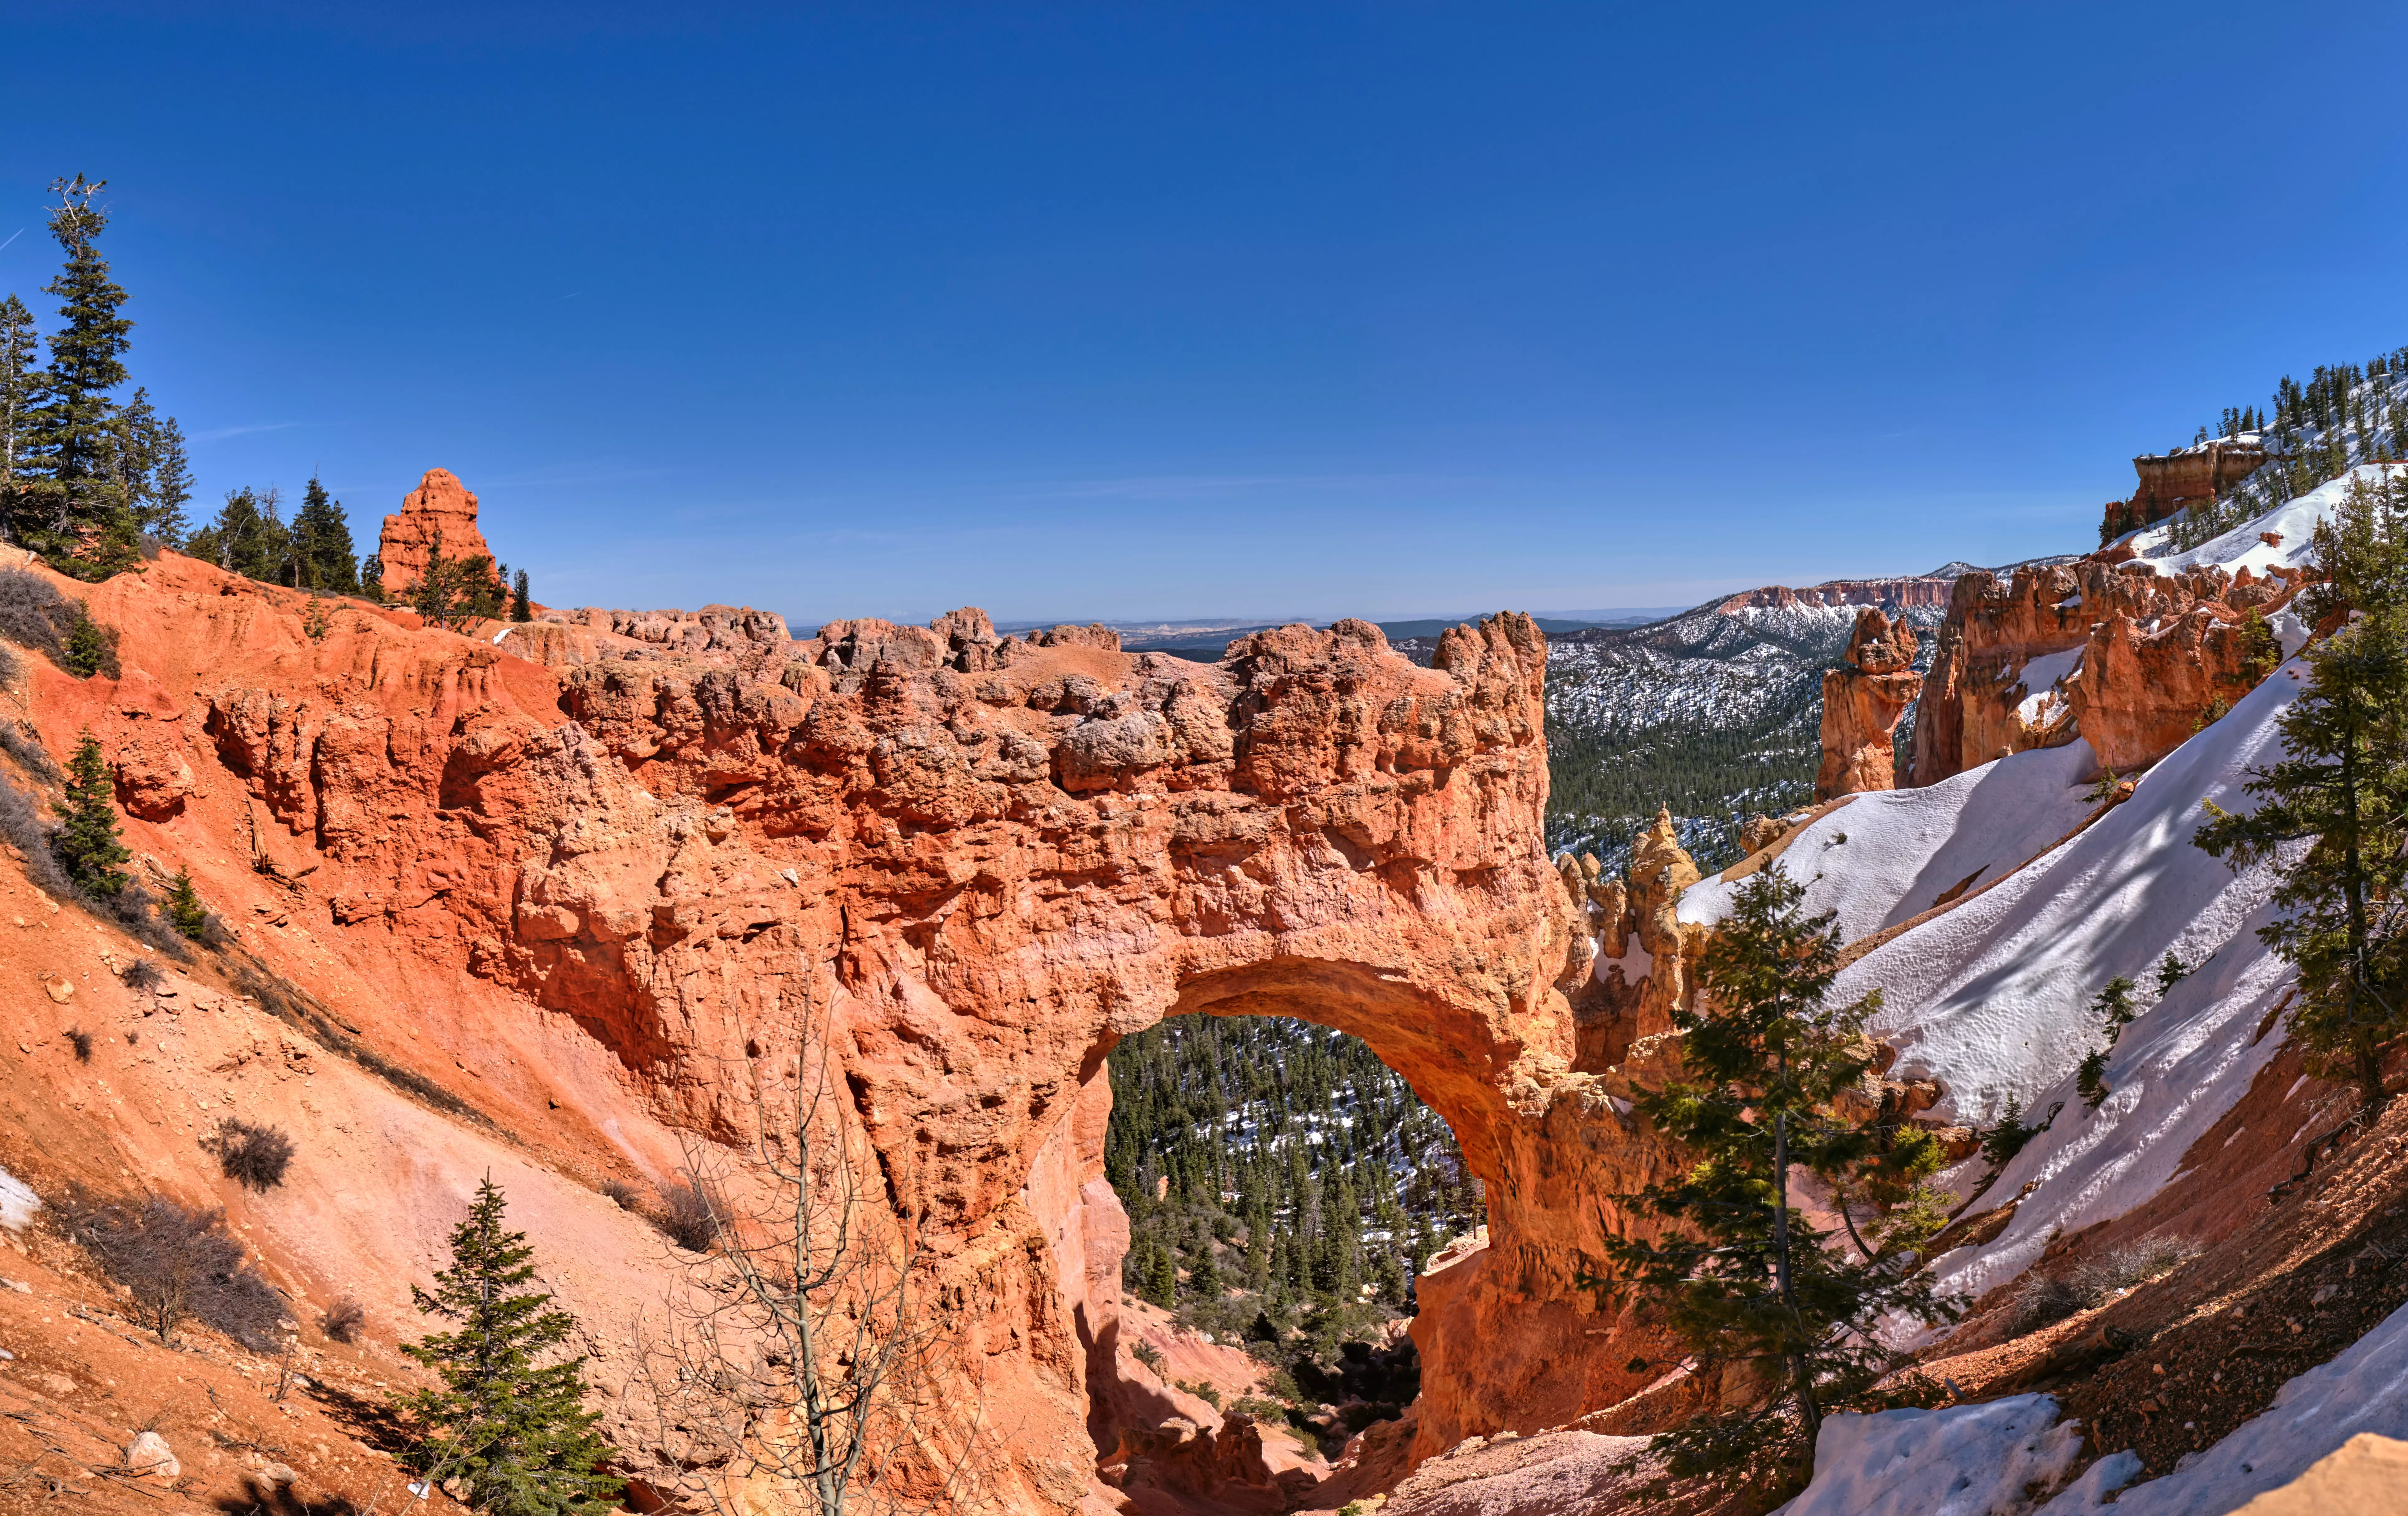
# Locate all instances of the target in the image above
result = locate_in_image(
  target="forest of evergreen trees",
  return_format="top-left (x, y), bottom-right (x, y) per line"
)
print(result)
top-left (1103, 1016), bottom-right (1484, 1405)
top-left (0, 175), bottom-right (528, 626)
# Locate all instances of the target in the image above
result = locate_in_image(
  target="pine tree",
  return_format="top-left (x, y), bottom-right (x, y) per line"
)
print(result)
top-left (1142, 1241), bottom-right (1177, 1309)
top-left (1595, 870), bottom-right (1954, 1502)
top-left (53, 729), bottom-right (130, 897)
top-left (291, 476), bottom-right (359, 593)
top-left (112, 388), bottom-right (192, 547)
top-left (188, 487), bottom-right (291, 584)
top-left (511, 568), bottom-right (532, 622)
top-left (0, 295), bottom-right (37, 536)
top-left (165, 866), bottom-right (208, 940)
top-left (396, 1176), bottom-right (621, 1516)
top-left (62, 601), bottom-right (114, 677)
top-left (18, 177), bottom-right (137, 568)
top-left (2197, 479), bottom-right (2408, 1112)
top-left (2155, 952), bottom-right (2188, 996)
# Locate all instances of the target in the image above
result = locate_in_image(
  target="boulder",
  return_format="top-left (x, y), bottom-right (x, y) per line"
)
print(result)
top-left (124, 1431), bottom-right (178, 1480)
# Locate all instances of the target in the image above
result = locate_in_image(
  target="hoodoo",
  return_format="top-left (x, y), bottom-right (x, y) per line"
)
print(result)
top-left (376, 467), bottom-right (500, 594)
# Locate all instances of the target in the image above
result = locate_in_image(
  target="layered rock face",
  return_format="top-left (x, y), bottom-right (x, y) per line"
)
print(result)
top-left (45, 555), bottom-right (1700, 1510)
top-left (1716, 574), bottom-right (1956, 613)
top-left (377, 467), bottom-right (502, 593)
top-left (1908, 557), bottom-right (2302, 786)
top-left (2103, 438), bottom-right (2269, 538)
top-left (1815, 608), bottom-right (1922, 800)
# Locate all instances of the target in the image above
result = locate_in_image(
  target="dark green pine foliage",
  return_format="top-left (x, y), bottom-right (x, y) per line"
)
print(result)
top-left (1105, 1015), bottom-right (1481, 1389)
top-left (62, 601), bottom-right (115, 678)
top-left (2197, 472), bottom-right (2408, 1112)
top-left (17, 177), bottom-right (139, 571)
top-left (2077, 976), bottom-right (2137, 1112)
top-left (187, 487), bottom-right (292, 584)
top-left (165, 866), bottom-right (208, 941)
top-left (53, 729), bottom-right (131, 897)
top-left (397, 1176), bottom-right (621, 1516)
top-left (1596, 870), bottom-right (1953, 1505)
top-left (0, 295), bottom-right (37, 524)
top-left (511, 569), bottom-right (532, 622)
top-left (110, 388), bottom-right (192, 547)
top-left (291, 476), bottom-right (360, 593)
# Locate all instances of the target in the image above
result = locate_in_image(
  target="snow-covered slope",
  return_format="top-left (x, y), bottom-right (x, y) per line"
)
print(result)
top-left (1677, 739), bottom-right (2100, 944)
top-left (1833, 661), bottom-right (2304, 1311)
top-left (2134, 461), bottom-right (2401, 579)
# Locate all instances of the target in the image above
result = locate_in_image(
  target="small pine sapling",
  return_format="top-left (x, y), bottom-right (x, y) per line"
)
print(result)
top-left (53, 729), bottom-right (130, 896)
top-left (510, 569), bottom-right (532, 623)
top-left (303, 594), bottom-right (331, 642)
top-left (165, 867), bottom-right (208, 940)
top-left (2156, 951), bottom-right (2189, 996)
top-left (2079, 976), bottom-right (2138, 1112)
top-left (1979, 1095), bottom-right (2035, 1165)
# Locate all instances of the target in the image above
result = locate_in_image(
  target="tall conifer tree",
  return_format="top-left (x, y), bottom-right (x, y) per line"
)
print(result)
top-left (21, 177), bottom-right (136, 564)
top-left (1596, 870), bottom-right (1953, 1503)
top-left (291, 475), bottom-right (360, 593)
top-left (0, 295), bottom-right (36, 535)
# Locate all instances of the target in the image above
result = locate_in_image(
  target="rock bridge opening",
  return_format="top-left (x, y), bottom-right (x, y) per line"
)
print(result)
top-left (1101, 1001), bottom-right (1485, 1452)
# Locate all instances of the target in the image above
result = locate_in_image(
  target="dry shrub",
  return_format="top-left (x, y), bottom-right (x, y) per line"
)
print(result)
top-left (0, 570), bottom-right (74, 661)
top-left (54, 1191), bottom-right (290, 1348)
top-left (121, 957), bottom-right (164, 991)
top-left (0, 719), bottom-right (59, 783)
top-left (320, 1295), bottom-right (367, 1344)
top-left (2008, 1235), bottom-right (2203, 1335)
top-left (64, 1027), bottom-right (92, 1062)
top-left (659, 1176), bottom-right (722, 1252)
top-left (202, 1117), bottom-right (297, 1191)
top-left (599, 1179), bottom-right (641, 1211)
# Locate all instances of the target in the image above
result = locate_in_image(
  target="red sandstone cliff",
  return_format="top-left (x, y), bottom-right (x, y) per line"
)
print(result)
top-left (1716, 573), bottom-right (1957, 613)
top-left (2101, 437), bottom-right (2269, 539)
top-left (1907, 557), bottom-right (2302, 786)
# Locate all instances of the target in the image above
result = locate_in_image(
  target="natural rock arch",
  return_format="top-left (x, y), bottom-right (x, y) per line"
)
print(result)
top-left (54, 555), bottom-right (1694, 1510)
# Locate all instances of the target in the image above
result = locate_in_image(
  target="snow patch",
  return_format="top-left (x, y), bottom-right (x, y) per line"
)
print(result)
top-left (2134, 463), bottom-right (2401, 580)
top-left (0, 1165), bottom-right (36, 1230)
top-left (1771, 1394), bottom-right (2085, 1516)
top-left (2038, 1293), bottom-right (2408, 1511)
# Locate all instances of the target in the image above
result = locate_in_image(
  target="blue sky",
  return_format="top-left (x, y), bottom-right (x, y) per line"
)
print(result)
top-left (6, 2), bottom-right (2408, 628)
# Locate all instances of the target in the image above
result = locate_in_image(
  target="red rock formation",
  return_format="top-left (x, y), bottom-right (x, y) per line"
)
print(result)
top-left (1717, 574), bottom-right (1957, 613)
top-left (377, 467), bottom-right (502, 594)
top-left (2101, 438), bottom-right (2269, 539)
top-left (1816, 608), bottom-right (1922, 801)
top-left (8, 554), bottom-right (1715, 1513)
top-left (1909, 558), bottom-right (2302, 785)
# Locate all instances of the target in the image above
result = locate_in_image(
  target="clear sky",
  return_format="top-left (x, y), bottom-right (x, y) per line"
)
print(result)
top-left (6, 2), bottom-right (2408, 629)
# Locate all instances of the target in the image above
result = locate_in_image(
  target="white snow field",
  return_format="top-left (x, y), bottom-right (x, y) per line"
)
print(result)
top-left (2134, 461), bottom-right (2402, 580)
top-left (1836, 661), bottom-right (2302, 1312)
top-left (1677, 738), bottom-right (2100, 945)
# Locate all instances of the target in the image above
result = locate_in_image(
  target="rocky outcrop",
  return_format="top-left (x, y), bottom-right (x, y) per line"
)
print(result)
top-left (377, 468), bottom-right (502, 594)
top-left (2101, 438), bottom-right (2269, 539)
top-left (24, 553), bottom-right (1713, 1513)
top-left (1908, 557), bottom-right (2303, 786)
top-left (1717, 574), bottom-right (1957, 613)
top-left (496, 604), bottom-right (793, 673)
top-left (1816, 608), bottom-right (1922, 800)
